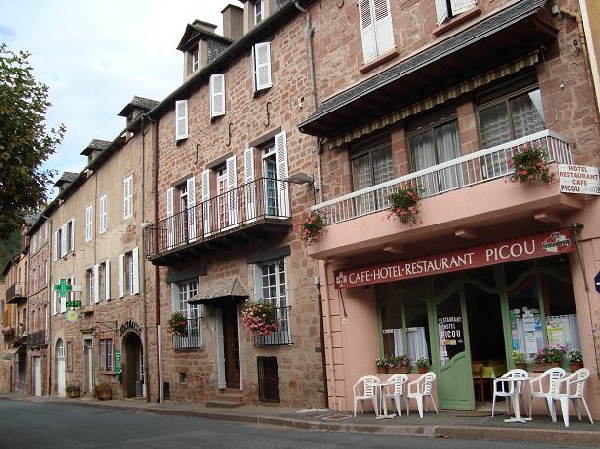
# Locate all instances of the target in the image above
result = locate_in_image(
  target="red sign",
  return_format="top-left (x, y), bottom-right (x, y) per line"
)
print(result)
top-left (334, 229), bottom-right (575, 289)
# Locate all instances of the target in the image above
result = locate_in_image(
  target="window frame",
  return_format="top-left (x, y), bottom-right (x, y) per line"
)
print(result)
top-left (435, 0), bottom-right (478, 26)
top-left (119, 248), bottom-right (139, 298)
top-left (358, 0), bottom-right (395, 63)
top-left (123, 175), bottom-right (133, 220)
top-left (99, 194), bottom-right (108, 234)
top-left (85, 204), bottom-right (93, 242)
top-left (175, 100), bottom-right (189, 141)
top-left (210, 74), bottom-right (226, 118)
top-left (99, 338), bottom-right (114, 372)
top-left (252, 42), bottom-right (272, 93)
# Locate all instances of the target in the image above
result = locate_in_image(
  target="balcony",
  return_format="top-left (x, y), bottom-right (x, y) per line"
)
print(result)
top-left (309, 130), bottom-right (583, 260)
top-left (6, 282), bottom-right (26, 303)
top-left (172, 317), bottom-right (203, 350)
top-left (146, 178), bottom-right (292, 266)
top-left (254, 306), bottom-right (292, 347)
top-left (27, 329), bottom-right (47, 348)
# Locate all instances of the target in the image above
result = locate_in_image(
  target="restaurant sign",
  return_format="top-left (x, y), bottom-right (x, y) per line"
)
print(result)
top-left (558, 164), bottom-right (600, 195)
top-left (334, 228), bottom-right (575, 289)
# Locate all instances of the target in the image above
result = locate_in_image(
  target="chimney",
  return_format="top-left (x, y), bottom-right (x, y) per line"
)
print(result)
top-left (222, 4), bottom-right (243, 40)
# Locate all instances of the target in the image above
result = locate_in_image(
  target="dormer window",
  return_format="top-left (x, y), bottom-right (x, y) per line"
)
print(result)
top-left (254, 0), bottom-right (263, 24)
top-left (192, 50), bottom-right (200, 73)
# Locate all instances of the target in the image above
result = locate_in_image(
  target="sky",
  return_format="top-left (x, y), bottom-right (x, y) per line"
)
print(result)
top-left (1, 0), bottom-right (243, 198)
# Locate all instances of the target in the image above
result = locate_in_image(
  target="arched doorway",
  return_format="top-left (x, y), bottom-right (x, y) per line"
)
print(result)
top-left (55, 339), bottom-right (66, 396)
top-left (122, 332), bottom-right (143, 398)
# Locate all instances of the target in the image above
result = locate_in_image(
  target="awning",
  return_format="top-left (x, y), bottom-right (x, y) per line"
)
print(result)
top-left (188, 276), bottom-right (249, 305)
top-left (1, 345), bottom-right (23, 361)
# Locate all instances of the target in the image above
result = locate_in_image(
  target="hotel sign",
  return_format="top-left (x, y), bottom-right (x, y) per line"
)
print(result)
top-left (558, 164), bottom-right (600, 195)
top-left (334, 229), bottom-right (575, 289)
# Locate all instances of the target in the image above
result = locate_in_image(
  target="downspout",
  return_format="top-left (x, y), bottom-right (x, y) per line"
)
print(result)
top-left (295, 0), bottom-right (328, 407)
top-left (319, 259), bottom-right (336, 409)
top-left (47, 219), bottom-right (53, 397)
top-left (140, 114), bottom-right (150, 402)
top-left (294, 1), bottom-right (323, 204)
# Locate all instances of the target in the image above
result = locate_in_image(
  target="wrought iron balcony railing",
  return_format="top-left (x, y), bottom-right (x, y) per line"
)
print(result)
top-left (254, 306), bottom-right (292, 347)
top-left (6, 282), bottom-right (26, 302)
top-left (147, 177), bottom-right (291, 257)
top-left (172, 317), bottom-right (203, 350)
top-left (27, 329), bottom-right (47, 348)
top-left (312, 130), bottom-right (571, 225)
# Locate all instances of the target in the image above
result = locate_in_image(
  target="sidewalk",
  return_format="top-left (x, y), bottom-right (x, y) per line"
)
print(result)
top-left (1, 393), bottom-right (599, 446)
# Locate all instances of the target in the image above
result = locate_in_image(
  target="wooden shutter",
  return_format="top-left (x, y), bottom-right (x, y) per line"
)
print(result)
top-left (187, 178), bottom-right (197, 241)
top-left (226, 156), bottom-right (238, 227)
top-left (201, 170), bottom-right (211, 236)
top-left (93, 264), bottom-right (100, 303)
top-left (358, 0), bottom-right (377, 62)
top-left (99, 195), bottom-right (107, 233)
top-left (254, 42), bottom-right (272, 91)
top-left (210, 74), bottom-right (226, 117)
top-left (435, 0), bottom-right (448, 24)
top-left (275, 131), bottom-right (290, 217)
top-left (131, 247), bottom-right (139, 295)
top-left (118, 253), bottom-right (124, 298)
top-left (69, 219), bottom-right (75, 252)
top-left (244, 148), bottom-right (256, 221)
top-left (373, 0), bottom-right (394, 55)
top-left (60, 224), bottom-right (67, 258)
top-left (53, 231), bottom-right (58, 261)
top-left (452, 0), bottom-right (476, 15)
top-left (105, 260), bottom-right (111, 301)
top-left (175, 100), bottom-right (189, 140)
top-left (166, 187), bottom-right (174, 248)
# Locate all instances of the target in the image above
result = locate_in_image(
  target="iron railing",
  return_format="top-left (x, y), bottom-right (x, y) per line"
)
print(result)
top-left (147, 177), bottom-right (291, 257)
top-left (172, 317), bottom-right (203, 349)
top-left (254, 306), bottom-right (292, 346)
top-left (6, 282), bottom-right (26, 302)
top-left (27, 329), bottom-right (47, 348)
top-left (312, 130), bottom-right (571, 224)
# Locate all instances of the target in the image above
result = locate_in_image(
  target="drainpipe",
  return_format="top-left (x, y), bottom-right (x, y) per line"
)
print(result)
top-left (140, 114), bottom-right (150, 402)
top-left (294, 1), bottom-right (323, 204)
top-left (319, 259), bottom-right (337, 409)
top-left (47, 219), bottom-right (53, 396)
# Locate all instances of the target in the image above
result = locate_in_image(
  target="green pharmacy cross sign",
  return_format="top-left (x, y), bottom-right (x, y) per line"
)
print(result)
top-left (53, 278), bottom-right (82, 308)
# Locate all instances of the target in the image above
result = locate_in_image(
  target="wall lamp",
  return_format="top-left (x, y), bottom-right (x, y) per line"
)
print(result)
top-left (286, 172), bottom-right (314, 186)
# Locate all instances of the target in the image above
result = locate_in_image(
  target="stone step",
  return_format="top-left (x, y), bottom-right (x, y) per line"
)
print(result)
top-left (205, 389), bottom-right (244, 408)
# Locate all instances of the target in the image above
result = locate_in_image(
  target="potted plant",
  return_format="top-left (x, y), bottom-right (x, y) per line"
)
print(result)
top-left (93, 382), bottom-right (113, 400)
top-left (376, 357), bottom-right (388, 374)
top-left (241, 300), bottom-right (279, 336)
top-left (416, 357), bottom-right (429, 374)
top-left (167, 312), bottom-right (188, 337)
top-left (512, 350), bottom-right (527, 370)
top-left (297, 210), bottom-right (328, 245)
top-left (388, 354), bottom-right (411, 374)
top-left (507, 144), bottom-right (556, 185)
top-left (568, 349), bottom-right (583, 371)
top-left (532, 344), bottom-right (567, 372)
top-left (387, 185), bottom-right (424, 225)
top-left (66, 381), bottom-right (81, 398)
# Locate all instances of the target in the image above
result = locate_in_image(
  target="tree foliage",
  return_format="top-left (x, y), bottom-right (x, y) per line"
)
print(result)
top-left (0, 230), bottom-right (21, 274)
top-left (0, 43), bottom-right (65, 239)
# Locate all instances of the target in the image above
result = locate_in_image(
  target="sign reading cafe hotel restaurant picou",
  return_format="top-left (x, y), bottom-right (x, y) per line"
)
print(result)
top-left (334, 229), bottom-right (575, 289)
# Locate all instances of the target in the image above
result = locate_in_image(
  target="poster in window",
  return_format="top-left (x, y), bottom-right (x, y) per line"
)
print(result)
top-left (438, 315), bottom-right (464, 365)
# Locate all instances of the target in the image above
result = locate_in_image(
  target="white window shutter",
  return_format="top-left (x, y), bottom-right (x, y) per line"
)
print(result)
top-left (175, 100), bottom-right (189, 140)
top-left (123, 176), bottom-right (133, 219)
top-left (451, 0), bottom-right (476, 14)
top-left (201, 170), bottom-right (211, 236)
top-left (69, 219), bottom-right (75, 252)
top-left (131, 247), bottom-right (139, 295)
top-left (53, 231), bottom-right (58, 261)
top-left (166, 187), bottom-right (174, 248)
top-left (275, 131), bottom-right (290, 217)
top-left (226, 156), bottom-right (238, 227)
top-left (93, 264), bottom-right (100, 303)
top-left (60, 224), bottom-right (67, 258)
top-left (243, 148), bottom-right (256, 221)
top-left (99, 194), bottom-right (107, 233)
top-left (373, 0), bottom-right (394, 55)
top-left (85, 206), bottom-right (92, 242)
top-left (254, 42), bottom-right (272, 90)
top-left (210, 74), bottom-right (226, 118)
top-left (53, 290), bottom-right (57, 315)
top-left (435, 0), bottom-right (449, 24)
top-left (359, 0), bottom-right (377, 62)
top-left (118, 253), bottom-right (124, 298)
top-left (105, 260), bottom-right (111, 301)
top-left (186, 178), bottom-right (197, 242)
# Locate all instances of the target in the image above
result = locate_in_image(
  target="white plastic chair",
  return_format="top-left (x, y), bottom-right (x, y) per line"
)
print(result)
top-left (491, 369), bottom-right (527, 417)
top-left (404, 372), bottom-right (438, 418)
top-left (353, 375), bottom-right (380, 417)
top-left (552, 368), bottom-right (593, 427)
top-left (528, 367), bottom-right (565, 421)
top-left (382, 373), bottom-right (408, 416)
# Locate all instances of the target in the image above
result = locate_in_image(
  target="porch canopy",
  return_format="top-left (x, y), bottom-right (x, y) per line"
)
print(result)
top-left (297, 0), bottom-right (558, 149)
top-left (188, 276), bottom-right (249, 305)
top-left (1, 345), bottom-right (23, 361)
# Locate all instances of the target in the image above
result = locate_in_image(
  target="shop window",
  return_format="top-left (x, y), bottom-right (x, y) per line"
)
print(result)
top-left (407, 112), bottom-right (463, 196)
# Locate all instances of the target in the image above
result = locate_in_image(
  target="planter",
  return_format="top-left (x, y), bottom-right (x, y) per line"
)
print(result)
top-left (516, 363), bottom-right (527, 371)
top-left (569, 363), bottom-right (583, 372)
top-left (97, 390), bottom-right (112, 401)
top-left (67, 388), bottom-right (80, 398)
top-left (417, 366), bottom-right (428, 374)
top-left (376, 366), bottom-right (387, 375)
top-left (388, 366), bottom-right (410, 374)
top-left (532, 362), bottom-right (561, 373)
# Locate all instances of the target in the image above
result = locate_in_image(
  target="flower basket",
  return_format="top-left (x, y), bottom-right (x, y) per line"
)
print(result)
top-left (507, 144), bottom-right (556, 185)
top-left (532, 344), bottom-right (566, 372)
top-left (415, 357), bottom-right (429, 373)
top-left (241, 301), bottom-right (279, 336)
top-left (387, 355), bottom-right (410, 374)
top-left (297, 210), bottom-right (327, 245)
top-left (66, 383), bottom-right (81, 398)
top-left (387, 185), bottom-right (423, 225)
top-left (167, 312), bottom-right (188, 337)
top-left (376, 357), bottom-right (388, 374)
top-left (532, 362), bottom-right (561, 373)
top-left (93, 382), bottom-right (112, 401)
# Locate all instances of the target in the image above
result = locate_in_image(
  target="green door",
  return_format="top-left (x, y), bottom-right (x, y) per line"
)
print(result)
top-left (432, 285), bottom-right (474, 410)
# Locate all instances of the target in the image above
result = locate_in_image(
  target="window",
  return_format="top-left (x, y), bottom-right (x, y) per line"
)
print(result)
top-left (254, 0), bottom-right (264, 24)
top-left (85, 205), bottom-right (93, 242)
top-left (123, 175), bottom-right (133, 220)
top-left (435, 0), bottom-right (478, 25)
top-left (67, 341), bottom-right (73, 371)
top-left (200, 156), bottom-right (238, 235)
top-left (175, 100), bottom-right (189, 141)
top-left (407, 113), bottom-right (463, 196)
top-left (210, 74), bottom-right (226, 118)
top-left (350, 134), bottom-right (394, 213)
top-left (358, 0), bottom-right (395, 63)
top-left (99, 194), bottom-right (107, 234)
top-left (173, 280), bottom-right (202, 349)
top-left (192, 49), bottom-right (200, 73)
top-left (54, 220), bottom-right (75, 259)
top-left (119, 248), bottom-right (139, 298)
top-left (254, 258), bottom-right (291, 345)
top-left (100, 338), bottom-right (113, 371)
top-left (166, 177), bottom-right (197, 248)
top-left (97, 260), bottom-right (110, 301)
top-left (67, 219), bottom-right (75, 253)
top-left (252, 42), bottom-right (272, 92)
top-left (85, 268), bottom-right (94, 305)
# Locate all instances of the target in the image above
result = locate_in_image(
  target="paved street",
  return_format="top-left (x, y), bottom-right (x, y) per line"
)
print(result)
top-left (0, 399), bottom-right (596, 449)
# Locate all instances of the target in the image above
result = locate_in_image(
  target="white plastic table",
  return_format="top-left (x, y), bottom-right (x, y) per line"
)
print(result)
top-left (373, 381), bottom-right (397, 419)
top-left (503, 377), bottom-right (532, 424)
